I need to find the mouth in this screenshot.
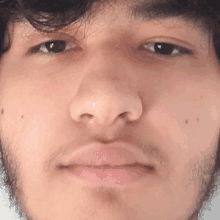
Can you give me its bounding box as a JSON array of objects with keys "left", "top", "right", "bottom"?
[
  {"left": 71, "top": 163, "right": 154, "bottom": 169},
  {"left": 58, "top": 142, "right": 157, "bottom": 187},
  {"left": 60, "top": 163, "right": 155, "bottom": 187},
  {"left": 60, "top": 163, "right": 154, "bottom": 171}
]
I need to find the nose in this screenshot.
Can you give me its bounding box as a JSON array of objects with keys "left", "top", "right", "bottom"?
[
  {"left": 69, "top": 50, "right": 143, "bottom": 132},
  {"left": 70, "top": 80, "right": 142, "bottom": 127}
]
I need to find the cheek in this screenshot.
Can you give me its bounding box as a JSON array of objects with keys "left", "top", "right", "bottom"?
[{"left": 146, "top": 79, "right": 220, "bottom": 168}]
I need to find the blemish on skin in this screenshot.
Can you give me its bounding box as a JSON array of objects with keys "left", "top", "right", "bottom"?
[
  {"left": 1, "top": 108, "right": 3, "bottom": 115},
  {"left": 21, "top": 115, "right": 24, "bottom": 119},
  {"left": 197, "top": 118, "right": 200, "bottom": 122},
  {"left": 185, "top": 120, "right": 188, "bottom": 125},
  {"left": 201, "top": 96, "right": 203, "bottom": 99}
]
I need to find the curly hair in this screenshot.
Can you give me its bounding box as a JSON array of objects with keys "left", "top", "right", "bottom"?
[{"left": 0, "top": 0, "right": 220, "bottom": 173}]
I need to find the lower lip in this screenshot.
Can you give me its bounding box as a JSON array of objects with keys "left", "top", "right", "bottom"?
[{"left": 62, "top": 164, "right": 153, "bottom": 187}]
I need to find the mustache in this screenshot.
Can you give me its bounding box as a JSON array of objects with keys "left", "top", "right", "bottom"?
[{"left": 45, "top": 138, "right": 170, "bottom": 177}]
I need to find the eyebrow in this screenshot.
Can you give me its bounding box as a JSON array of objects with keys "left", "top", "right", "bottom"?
[
  {"left": 129, "top": 0, "right": 205, "bottom": 26},
  {"left": 15, "top": 0, "right": 204, "bottom": 25},
  {"left": 13, "top": 0, "right": 208, "bottom": 39}
]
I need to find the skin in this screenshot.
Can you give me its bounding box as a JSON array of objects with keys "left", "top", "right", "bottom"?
[{"left": 0, "top": 0, "right": 220, "bottom": 219}]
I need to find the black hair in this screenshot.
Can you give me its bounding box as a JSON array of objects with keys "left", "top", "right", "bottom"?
[{"left": 0, "top": 0, "right": 219, "bottom": 173}]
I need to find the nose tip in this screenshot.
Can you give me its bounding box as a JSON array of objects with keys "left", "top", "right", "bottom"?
[
  {"left": 79, "top": 111, "right": 130, "bottom": 127},
  {"left": 72, "top": 102, "right": 142, "bottom": 129},
  {"left": 70, "top": 88, "right": 143, "bottom": 128},
  {"left": 69, "top": 70, "right": 143, "bottom": 131}
]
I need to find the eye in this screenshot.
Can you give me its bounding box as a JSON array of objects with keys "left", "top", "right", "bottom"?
[
  {"left": 142, "top": 42, "right": 193, "bottom": 57},
  {"left": 29, "top": 40, "right": 73, "bottom": 54}
]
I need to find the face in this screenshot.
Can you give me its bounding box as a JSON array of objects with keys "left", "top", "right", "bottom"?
[{"left": 0, "top": 0, "right": 220, "bottom": 220}]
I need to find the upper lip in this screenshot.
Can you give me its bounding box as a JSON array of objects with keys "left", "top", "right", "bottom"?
[{"left": 60, "top": 142, "right": 155, "bottom": 169}]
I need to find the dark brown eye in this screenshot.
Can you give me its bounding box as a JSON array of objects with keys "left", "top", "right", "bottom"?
[
  {"left": 44, "top": 40, "right": 67, "bottom": 53},
  {"left": 154, "top": 43, "right": 175, "bottom": 55},
  {"left": 143, "top": 42, "right": 192, "bottom": 57}
]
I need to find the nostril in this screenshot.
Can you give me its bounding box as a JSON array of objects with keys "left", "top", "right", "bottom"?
[
  {"left": 119, "top": 112, "right": 127, "bottom": 118},
  {"left": 81, "top": 114, "right": 93, "bottom": 119}
]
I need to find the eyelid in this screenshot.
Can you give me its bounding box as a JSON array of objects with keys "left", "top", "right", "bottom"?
[
  {"left": 145, "top": 36, "right": 195, "bottom": 50},
  {"left": 26, "top": 32, "right": 80, "bottom": 56},
  {"left": 28, "top": 40, "right": 76, "bottom": 55},
  {"left": 27, "top": 36, "right": 195, "bottom": 58},
  {"left": 140, "top": 36, "right": 195, "bottom": 57},
  {"left": 143, "top": 42, "right": 193, "bottom": 57}
]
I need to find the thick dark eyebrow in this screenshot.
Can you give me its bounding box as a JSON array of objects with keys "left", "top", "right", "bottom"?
[
  {"left": 15, "top": 0, "right": 204, "bottom": 25},
  {"left": 12, "top": 0, "right": 209, "bottom": 39},
  {"left": 129, "top": 0, "right": 205, "bottom": 26}
]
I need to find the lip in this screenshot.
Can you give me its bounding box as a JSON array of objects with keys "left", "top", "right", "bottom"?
[
  {"left": 60, "top": 142, "right": 156, "bottom": 168},
  {"left": 58, "top": 142, "right": 157, "bottom": 187},
  {"left": 62, "top": 164, "right": 154, "bottom": 187}
]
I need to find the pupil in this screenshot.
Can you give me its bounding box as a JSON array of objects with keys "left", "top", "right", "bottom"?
[
  {"left": 155, "top": 43, "right": 175, "bottom": 55},
  {"left": 45, "top": 41, "right": 66, "bottom": 53}
]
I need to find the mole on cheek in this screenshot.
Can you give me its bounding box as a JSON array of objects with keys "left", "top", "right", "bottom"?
[
  {"left": 185, "top": 119, "right": 188, "bottom": 125},
  {"left": 1, "top": 108, "right": 3, "bottom": 115},
  {"left": 197, "top": 118, "right": 200, "bottom": 122},
  {"left": 21, "top": 115, "right": 24, "bottom": 119}
]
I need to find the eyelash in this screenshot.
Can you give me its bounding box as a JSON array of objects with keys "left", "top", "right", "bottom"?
[
  {"left": 142, "top": 42, "right": 193, "bottom": 57},
  {"left": 29, "top": 40, "right": 71, "bottom": 55},
  {"left": 29, "top": 40, "right": 193, "bottom": 57}
]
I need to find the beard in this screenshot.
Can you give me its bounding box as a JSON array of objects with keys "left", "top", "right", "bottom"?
[{"left": 0, "top": 136, "right": 220, "bottom": 220}]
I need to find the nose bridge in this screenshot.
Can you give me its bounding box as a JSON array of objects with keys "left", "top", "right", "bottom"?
[{"left": 69, "top": 44, "right": 143, "bottom": 129}]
